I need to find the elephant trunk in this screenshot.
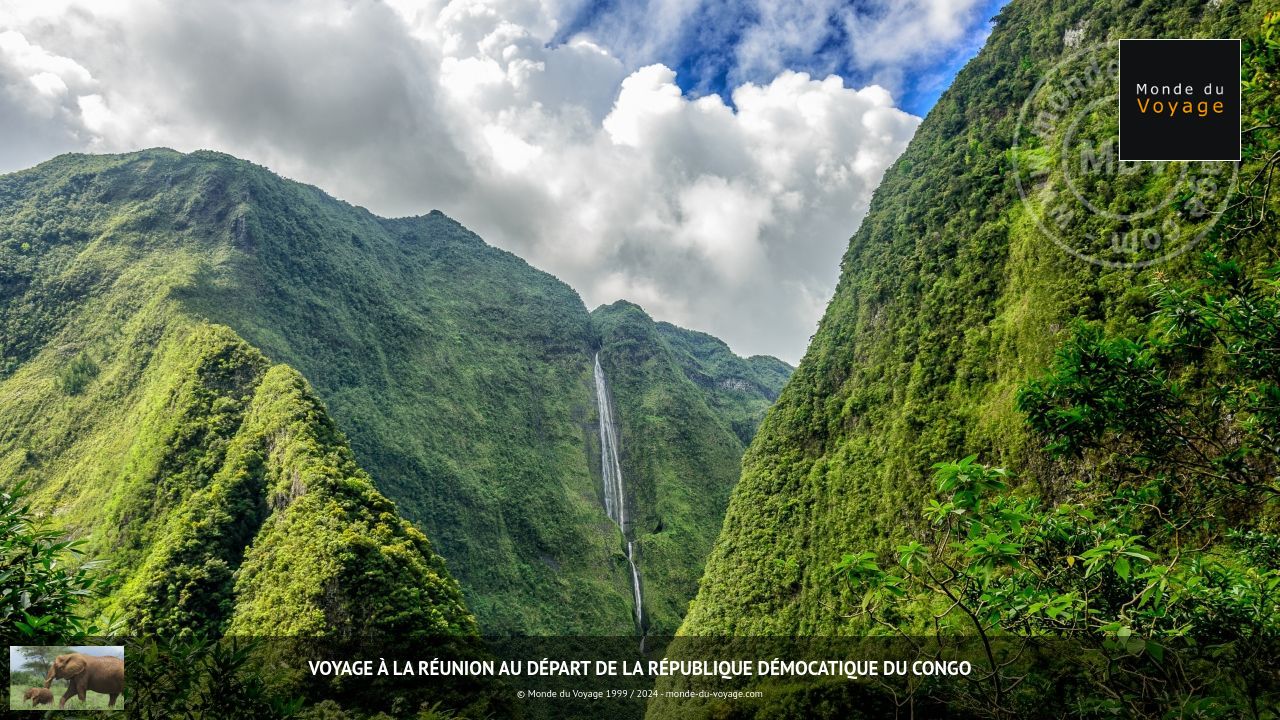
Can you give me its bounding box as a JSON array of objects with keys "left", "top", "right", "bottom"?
[{"left": 44, "top": 666, "right": 55, "bottom": 688}]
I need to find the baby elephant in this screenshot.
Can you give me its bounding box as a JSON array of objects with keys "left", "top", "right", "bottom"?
[{"left": 23, "top": 687, "right": 53, "bottom": 707}]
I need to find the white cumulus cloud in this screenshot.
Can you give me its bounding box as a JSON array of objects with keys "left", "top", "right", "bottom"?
[{"left": 0, "top": 0, "right": 922, "bottom": 363}]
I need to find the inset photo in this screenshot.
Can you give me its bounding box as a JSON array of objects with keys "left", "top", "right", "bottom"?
[{"left": 8, "top": 646, "right": 124, "bottom": 712}]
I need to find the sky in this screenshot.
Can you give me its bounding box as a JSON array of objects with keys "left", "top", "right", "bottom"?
[
  {"left": 0, "top": 0, "right": 1004, "bottom": 364},
  {"left": 9, "top": 646, "right": 125, "bottom": 671}
]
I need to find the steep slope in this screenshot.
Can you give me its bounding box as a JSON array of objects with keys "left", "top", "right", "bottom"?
[
  {"left": 655, "top": 322, "right": 792, "bottom": 447},
  {"left": 682, "top": 0, "right": 1279, "bottom": 635},
  {"left": 0, "top": 149, "right": 787, "bottom": 635},
  {"left": 591, "top": 302, "right": 788, "bottom": 635},
  {"left": 0, "top": 303, "right": 474, "bottom": 636}
]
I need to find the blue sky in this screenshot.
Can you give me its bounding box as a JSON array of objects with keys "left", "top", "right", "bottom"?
[
  {"left": 9, "top": 646, "right": 125, "bottom": 671},
  {"left": 555, "top": 0, "right": 1008, "bottom": 116}
]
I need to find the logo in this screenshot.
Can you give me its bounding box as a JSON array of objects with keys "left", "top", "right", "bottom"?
[
  {"left": 1119, "top": 39, "right": 1241, "bottom": 161},
  {"left": 1013, "top": 42, "right": 1238, "bottom": 268}
]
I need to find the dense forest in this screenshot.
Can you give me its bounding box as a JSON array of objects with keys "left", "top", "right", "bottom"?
[
  {"left": 686, "top": 0, "right": 1278, "bottom": 636},
  {"left": 672, "top": 0, "right": 1280, "bottom": 716}
]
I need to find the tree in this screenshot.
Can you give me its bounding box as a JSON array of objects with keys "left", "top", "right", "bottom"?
[
  {"left": 17, "top": 645, "right": 73, "bottom": 677},
  {"left": 836, "top": 449, "right": 1279, "bottom": 718},
  {"left": 833, "top": 256, "right": 1280, "bottom": 717},
  {"left": 0, "top": 481, "right": 120, "bottom": 643},
  {"left": 834, "top": 18, "right": 1280, "bottom": 718},
  {"left": 128, "top": 636, "right": 303, "bottom": 720}
]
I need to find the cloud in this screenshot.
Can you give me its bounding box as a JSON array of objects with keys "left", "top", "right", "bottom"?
[
  {"left": 528, "top": 67, "right": 917, "bottom": 360},
  {"left": 0, "top": 0, "right": 922, "bottom": 364},
  {"left": 837, "top": 0, "right": 995, "bottom": 93},
  {"left": 0, "top": 28, "right": 97, "bottom": 169},
  {"left": 728, "top": 0, "right": 993, "bottom": 79},
  {"left": 562, "top": 0, "right": 1000, "bottom": 112}
]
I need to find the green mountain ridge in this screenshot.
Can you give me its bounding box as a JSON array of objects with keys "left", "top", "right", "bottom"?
[
  {"left": 0, "top": 148, "right": 789, "bottom": 636},
  {"left": 681, "top": 0, "right": 1280, "bottom": 636},
  {"left": 1, "top": 304, "right": 477, "bottom": 638},
  {"left": 654, "top": 319, "right": 793, "bottom": 447}
]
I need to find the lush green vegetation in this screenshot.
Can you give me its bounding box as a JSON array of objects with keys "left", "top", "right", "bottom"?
[
  {"left": 830, "top": 240, "right": 1280, "bottom": 716},
  {"left": 592, "top": 302, "right": 788, "bottom": 634},
  {"left": 0, "top": 483, "right": 119, "bottom": 643},
  {"left": 105, "top": 334, "right": 476, "bottom": 639},
  {"left": 4, "top": 317, "right": 474, "bottom": 642},
  {"left": 0, "top": 317, "right": 481, "bottom": 715},
  {"left": 128, "top": 637, "right": 302, "bottom": 719},
  {"left": 0, "top": 147, "right": 785, "bottom": 636},
  {"left": 654, "top": 320, "right": 791, "bottom": 446},
  {"left": 9, "top": 681, "right": 123, "bottom": 712},
  {"left": 664, "top": 6, "right": 1280, "bottom": 717},
  {"left": 683, "top": 0, "right": 1280, "bottom": 638}
]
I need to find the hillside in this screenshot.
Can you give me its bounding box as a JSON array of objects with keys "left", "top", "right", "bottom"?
[
  {"left": 682, "top": 0, "right": 1280, "bottom": 636},
  {"left": 654, "top": 321, "right": 793, "bottom": 447},
  {"left": 0, "top": 306, "right": 475, "bottom": 637},
  {"left": 0, "top": 149, "right": 788, "bottom": 635}
]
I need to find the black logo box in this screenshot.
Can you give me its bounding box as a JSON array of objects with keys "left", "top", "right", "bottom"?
[{"left": 1119, "top": 38, "right": 1241, "bottom": 162}]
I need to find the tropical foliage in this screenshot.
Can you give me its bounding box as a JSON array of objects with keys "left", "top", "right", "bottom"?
[
  {"left": 679, "top": 5, "right": 1280, "bottom": 719},
  {"left": 0, "top": 482, "right": 118, "bottom": 643},
  {"left": 0, "top": 144, "right": 787, "bottom": 640},
  {"left": 683, "top": 0, "right": 1280, "bottom": 640}
]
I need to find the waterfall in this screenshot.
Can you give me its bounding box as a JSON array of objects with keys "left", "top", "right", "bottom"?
[{"left": 594, "top": 353, "right": 646, "bottom": 640}]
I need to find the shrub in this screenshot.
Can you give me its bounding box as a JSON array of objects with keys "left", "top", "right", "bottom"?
[{"left": 0, "top": 481, "right": 119, "bottom": 643}]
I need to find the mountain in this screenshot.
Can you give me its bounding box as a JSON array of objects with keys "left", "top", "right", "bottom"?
[
  {"left": 681, "top": 0, "right": 1279, "bottom": 636},
  {"left": 0, "top": 149, "right": 789, "bottom": 636},
  {"left": 654, "top": 320, "right": 793, "bottom": 448}
]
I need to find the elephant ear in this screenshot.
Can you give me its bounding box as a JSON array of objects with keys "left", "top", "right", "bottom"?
[{"left": 63, "top": 656, "right": 87, "bottom": 677}]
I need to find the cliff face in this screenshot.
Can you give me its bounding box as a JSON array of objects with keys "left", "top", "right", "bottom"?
[
  {"left": 681, "top": 0, "right": 1278, "bottom": 635},
  {"left": 591, "top": 301, "right": 789, "bottom": 635}
]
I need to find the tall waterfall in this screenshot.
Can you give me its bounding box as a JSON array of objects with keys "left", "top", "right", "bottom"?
[{"left": 593, "top": 353, "right": 645, "bottom": 639}]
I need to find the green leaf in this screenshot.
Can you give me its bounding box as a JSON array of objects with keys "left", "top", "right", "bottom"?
[{"left": 1145, "top": 641, "right": 1164, "bottom": 663}]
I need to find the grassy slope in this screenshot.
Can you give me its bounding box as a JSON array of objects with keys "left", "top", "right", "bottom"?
[
  {"left": 9, "top": 683, "right": 122, "bottom": 711},
  {"left": 681, "top": 0, "right": 1279, "bottom": 635},
  {"left": 0, "top": 150, "right": 788, "bottom": 635}
]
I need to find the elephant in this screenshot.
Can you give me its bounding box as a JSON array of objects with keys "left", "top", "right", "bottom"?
[
  {"left": 44, "top": 652, "right": 125, "bottom": 709},
  {"left": 22, "top": 687, "right": 53, "bottom": 707}
]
